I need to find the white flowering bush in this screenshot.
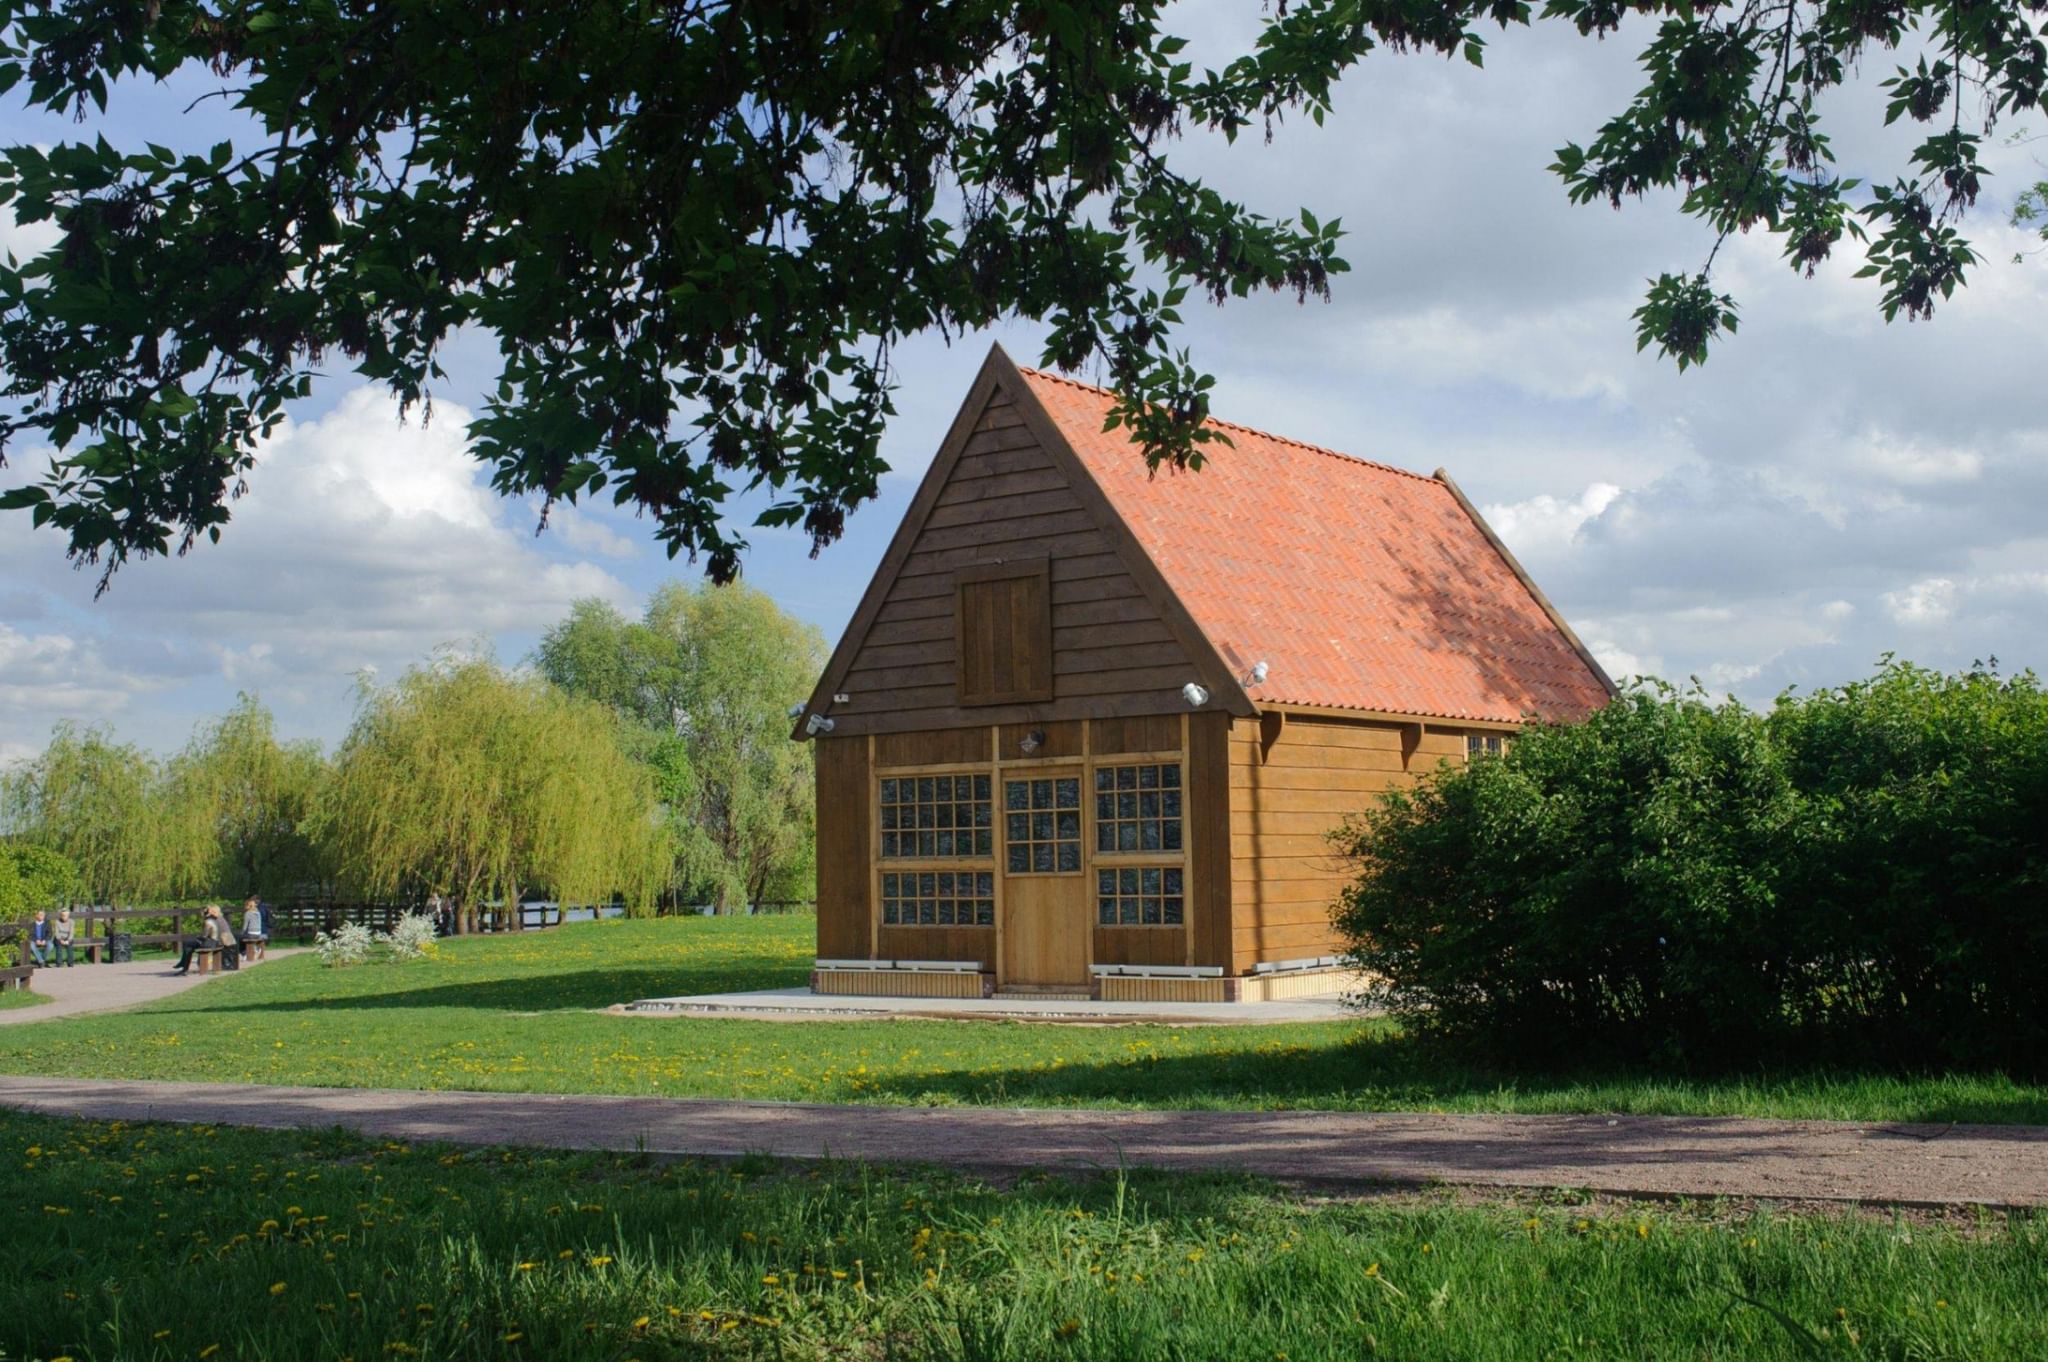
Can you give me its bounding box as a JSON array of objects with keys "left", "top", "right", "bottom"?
[
  {"left": 313, "top": 921, "right": 376, "bottom": 968},
  {"left": 384, "top": 912, "right": 439, "bottom": 962}
]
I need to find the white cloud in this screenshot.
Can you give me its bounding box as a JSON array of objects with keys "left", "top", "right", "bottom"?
[
  {"left": 1484, "top": 482, "right": 1623, "bottom": 558},
  {"left": 0, "top": 388, "right": 634, "bottom": 752},
  {"left": 1883, "top": 578, "right": 1959, "bottom": 627}
]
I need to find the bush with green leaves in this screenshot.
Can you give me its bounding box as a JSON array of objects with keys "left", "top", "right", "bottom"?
[{"left": 1333, "top": 661, "right": 2048, "bottom": 1073}]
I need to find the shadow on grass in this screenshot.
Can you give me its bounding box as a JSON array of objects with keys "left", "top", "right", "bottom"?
[
  {"left": 862, "top": 1030, "right": 2048, "bottom": 1127},
  {"left": 164, "top": 964, "right": 809, "bottom": 1015}
]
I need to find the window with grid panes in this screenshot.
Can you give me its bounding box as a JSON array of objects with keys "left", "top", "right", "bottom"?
[
  {"left": 878, "top": 773, "right": 993, "bottom": 860},
  {"left": 1094, "top": 762, "right": 1182, "bottom": 854},
  {"left": 881, "top": 870, "right": 995, "bottom": 926},
  {"left": 1466, "top": 733, "right": 1505, "bottom": 759},
  {"left": 1003, "top": 775, "right": 1082, "bottom": 873},
  {"left": 1097, "top": 867, "right": 1184, "bottom": 926}
]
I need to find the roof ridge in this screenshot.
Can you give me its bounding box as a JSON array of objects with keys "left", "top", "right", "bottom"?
[{"left": 1018, "top": 365, "right": 1441, "bottom": 486}]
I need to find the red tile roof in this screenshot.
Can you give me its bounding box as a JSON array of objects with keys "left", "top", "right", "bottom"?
[{"left": 1017, "top": 369, "right": 1612, "bottom": 725}]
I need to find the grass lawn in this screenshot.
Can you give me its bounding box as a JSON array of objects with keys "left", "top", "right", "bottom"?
[
  {"left": 0, "top": 916, "right": 2043, "bottom": 1124},
  {"left": 5, "top": 1109, "right": 2044, "bottom": 1362},
  {"left": 0, "top": 988, "right": 52, "bottom": 1010}
]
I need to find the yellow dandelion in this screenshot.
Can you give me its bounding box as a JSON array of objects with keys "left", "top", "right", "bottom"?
[
  {"left": 1637, "top": 1222, "right": 1650, "bottom": 1239},
  {"left": 1365, "top": 1262, "right": 1379, "bottom": 1277},
  {"left": 152, "top": 1332, "right": 171, "bottom": 1341},
  {"left": 588, "top": 1255, "right": 614, "bottom": 1267},
  {"left": 557, "top": 1249, "right": 575, "bottom": 1260},
  {"left": 500, "top": 1331, "right": 523, "bottom": 1343},
  {"left": 1421, "top": 1243, "right": 1433, "bottom": 1254},
  {"left": 270, "top": 1281, "right": 287, "bottom": 1296},
  {"left": 632, "top": 1315, "right": 650, "bottom": 1330},
  {"left": 200, "top": 1348, "right": 221, "bottom": 1360},
  {"left": 515, "top": 1261, "right": 539, "bottom": 1271}
]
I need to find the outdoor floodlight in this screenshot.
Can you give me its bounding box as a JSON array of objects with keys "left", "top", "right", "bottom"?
[
  {"left": 1019, "top": 728, "right": 1045, "bottom": 754},
  {"left": 1242, "top": 660, "right": 1270, "bottom": 687},
  {"left": 787, "top": 704, "right": 806, "bottom": 719},
  {"left": 804, "top": 713, "right": 836, "bottom": 736},
  {"left": 1181, "top": 682, "right": 1210, "bottom": 708}
]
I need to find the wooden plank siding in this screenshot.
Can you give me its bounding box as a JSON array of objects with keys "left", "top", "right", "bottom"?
[
  {"left": 825, "top": 393, "right": 1202, "bottom": 736},
  {"left": 1226, "top": 714, "right": 1467, "bottom": 973},
  {"left": 813, "top": 737, "right": 874, "bottom": 960}
]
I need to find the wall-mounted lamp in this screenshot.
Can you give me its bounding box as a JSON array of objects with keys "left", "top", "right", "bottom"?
[
  {"left": 1018, "top": 728, "right": 1045, "bottom": 755},
  {"left": 804, "top": 713, "right": 836, "bottom": 736},
  {"left": 787, "top": 704, "right": 806, "bottom": 720},
  {"left": 1181, "top": 682, "right": 1210, "bottom": 708},
  {"left": 1241, "top": 660, "right": 1270, "bottom": 687}
]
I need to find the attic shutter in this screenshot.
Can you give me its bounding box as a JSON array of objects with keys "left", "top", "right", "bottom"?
[{"left": 955, "top": 558, "right": 1052, "bottom": 705}]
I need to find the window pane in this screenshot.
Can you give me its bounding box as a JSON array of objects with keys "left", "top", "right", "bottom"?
[
  {"left": 917, "top": 777, "right": 934, "bottom": 802},
  {"left": 1056, "top": 843, "right": 1080, "bottom": 872},
  {"left": 1006, "top": 781, "right": 1029, "bottom": 810},
  {"left": 1162, "top": 823, "right": 1182, "bottom": 852},
  {"left": 1164, "top": 869, "right": 1184, "bottom": 895},
  {"left": 1032, "top": 844, "right": 1054, "bottom": 873},
  {"left": 1117, "top": 766, "right": 1137, "bottom": 789},
  {"left": 1055, "top": 778, "right": 1080, "bottom": 808},
  {"left": 1099, "top": 900, "right": 1116, "bottom": 926},
  {"left": 1163, "top": 897, "right": 1183, "bottom": 925},
  {"left": 1138, "top": 764, "right": 1158, "bottom": 789},
  {"left": 1031, "top": 780, "right": 1052, "bottom": 810},
  {"left": 1031, "top": 812, "right": 1053, "bottom": 841},
  {"left": 1096, "top": 768, "right": 1114, "bottom": 791},
  {"left": 1118, "top": 823, "right": 1139, "bottom": 852},
  {"left": 975, "top": 830, "right": 993, "bottom": 856},
  {"left": 1007, "top": 813, "right": 1029, "bottom": 842},
  {"left": 1120, "top": 897, "right": 1139, "bottom": 925},
  {"left": 918, "top": 831, "right": 936, "bottom": 856},
  {"left": 880, "top": 779, "right": 898, "bottom": 804},
  {"left": 1161, "top": 790, "right": 1181, "bottom": 818},
  {"left": 1140, "top": 821, "right": 1161, "bottom": 851},
  {"left": 1141, "top": 868, "right": 1162, "bottom": 894},
  {"left": 1008, "top": 846, "right": 1028, "bottom": 874},
  {"left": 1056, "top": 811, "right": 1079, "bottom": 840}
]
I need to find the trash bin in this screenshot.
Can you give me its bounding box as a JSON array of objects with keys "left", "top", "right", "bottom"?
[{"left": 109, "top": 932, "right": 134, "bottom": 964}]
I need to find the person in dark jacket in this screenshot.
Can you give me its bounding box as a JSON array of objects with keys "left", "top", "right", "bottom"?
[{"left": 26, "top": 910, "right": 52, "bottom": 967}]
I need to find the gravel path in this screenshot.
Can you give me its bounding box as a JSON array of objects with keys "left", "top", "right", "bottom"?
[
  {"left": 0, "top": 949, "right": 301, "bottom": 1025},
  {"left": 0, "top": 1075, "right": 2039, "bottom": 1208}
]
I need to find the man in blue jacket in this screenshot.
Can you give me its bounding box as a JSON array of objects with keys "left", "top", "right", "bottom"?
[{"left": 26, "top": 910, "right": 53, "bottom": 966}]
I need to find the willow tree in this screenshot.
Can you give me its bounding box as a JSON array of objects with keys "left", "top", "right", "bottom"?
[
  {"left": 537, "top": 583, "right": 824, "bottom": 911},
  {"left": 162, "top": 694, "right": 328, "bottom": 902},
  {"left": 0, "top": 724, "right": 190, "bottom": 905},
  {"left": 314, "top": 655, "right": 668, "bottom": 929}
]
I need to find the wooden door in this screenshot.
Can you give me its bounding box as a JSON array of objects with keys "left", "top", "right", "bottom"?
[{"left": 999, "top": 768, "right": 1089, "bottom": 987}]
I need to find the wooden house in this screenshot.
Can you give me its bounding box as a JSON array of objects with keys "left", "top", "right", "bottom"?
[{"left": 793, "top": 345, "right": 1613, "bottom": 1002}]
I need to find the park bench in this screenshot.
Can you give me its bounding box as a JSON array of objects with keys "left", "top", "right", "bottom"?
[
  {"left": 0, "top": 963, "right": 33, "bottom": 992},
  {"left": 241, "top": 937, "right": 267, "bottom": 962},
  {"left": 190, "top": 944, "right": 223, "bottom": 974}
]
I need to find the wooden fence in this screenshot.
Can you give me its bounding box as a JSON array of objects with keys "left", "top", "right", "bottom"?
[{"left": 7, "top": 898, "right": 816, "bottom": 965}]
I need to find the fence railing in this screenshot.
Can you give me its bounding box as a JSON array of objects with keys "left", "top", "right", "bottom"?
[{"left": 7, "top": 897, "right": 816, "bottom": 964}]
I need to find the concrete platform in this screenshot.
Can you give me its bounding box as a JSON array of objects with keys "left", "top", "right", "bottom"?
[{"left": 615, "top": 985, "right": 1354, "bottom": 1025}]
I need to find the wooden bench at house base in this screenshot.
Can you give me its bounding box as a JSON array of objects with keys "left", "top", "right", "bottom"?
[{"left": 812, "top": 959, "right": 993, "bottom": 1000}]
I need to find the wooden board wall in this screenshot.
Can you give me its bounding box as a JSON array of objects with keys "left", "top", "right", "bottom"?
[
  {"left": 1227, "top": 714, "right": 1466, "bottom": 973},
  {"left": 827, "top": 391, "right": 1201, "bottom": 735},
  {"left": 814, "top": 737, "right": 873, "bottom": 960}
]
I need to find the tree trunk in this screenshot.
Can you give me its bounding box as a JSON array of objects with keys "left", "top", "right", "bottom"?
[{"left": 507, "top": 881, "right": 523, "bottom": 932}]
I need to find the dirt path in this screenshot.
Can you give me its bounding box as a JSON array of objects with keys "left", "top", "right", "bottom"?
[
  {"left": 0, "top": 949, "right": 302, "bottom": 1025},
  {"left": 0, "top": 1075, "right": 2039, "bottom": 1208}
]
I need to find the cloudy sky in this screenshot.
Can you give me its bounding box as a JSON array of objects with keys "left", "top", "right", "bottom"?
[{"left": 3, "top": 7, "right": 2045, "bottom": 762}]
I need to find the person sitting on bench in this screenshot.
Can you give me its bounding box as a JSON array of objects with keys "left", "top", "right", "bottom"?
[
  {"left": 26, "top": 910, "right": 52, "bottom": 967},
  {"left": 172, "top": 906, "right": 236, "bottom": 974},
  {"left": 239, "top": 897, "right": 267, "bottom": 953},
  {"left": 51, "top": 907, "right": 77, "bottom": 967}
]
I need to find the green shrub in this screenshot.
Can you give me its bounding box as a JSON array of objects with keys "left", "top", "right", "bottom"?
[
  {"left": 1332, "top": 661, "right": 2048, "bottom": 1073},
  {"left": 0, "top": 842, "right": 79, "bottom": 915}
]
